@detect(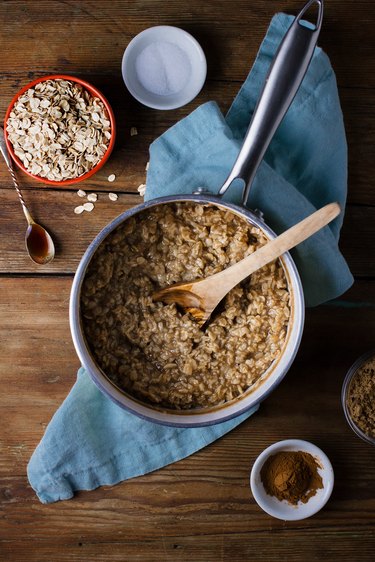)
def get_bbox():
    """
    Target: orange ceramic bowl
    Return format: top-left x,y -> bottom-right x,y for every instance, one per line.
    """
3,74 -> 116,186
